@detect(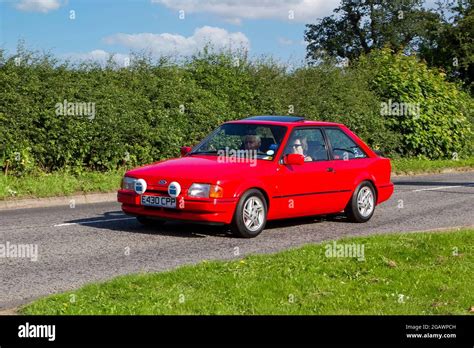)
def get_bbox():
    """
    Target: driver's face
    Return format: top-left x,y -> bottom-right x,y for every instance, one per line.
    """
244,136 -> 260,150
